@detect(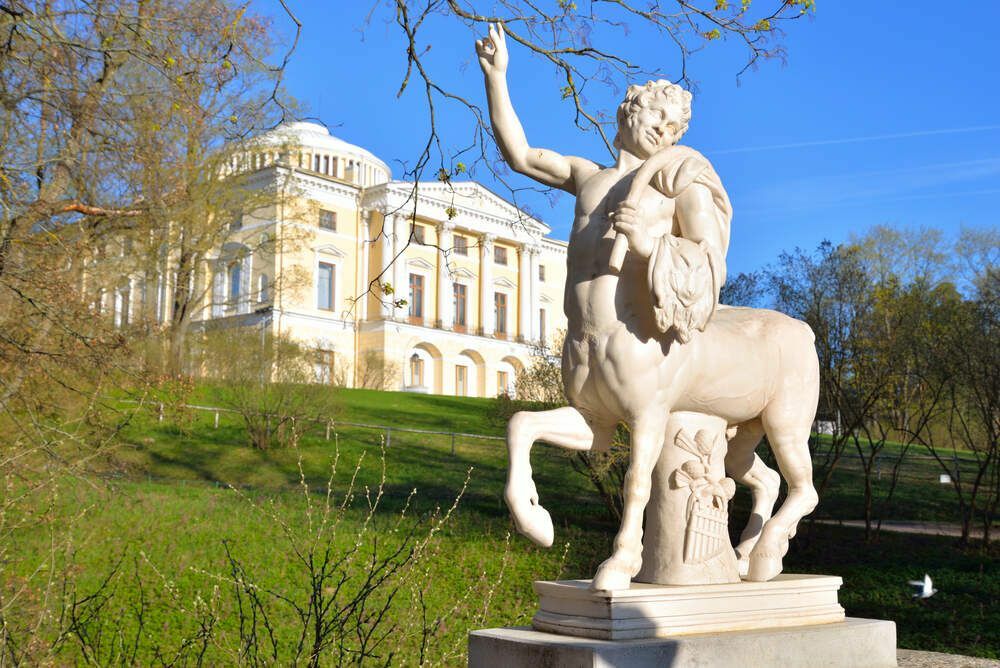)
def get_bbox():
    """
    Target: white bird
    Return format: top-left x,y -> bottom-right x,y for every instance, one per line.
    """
908,574 -> 937,599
